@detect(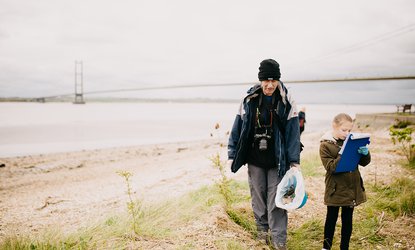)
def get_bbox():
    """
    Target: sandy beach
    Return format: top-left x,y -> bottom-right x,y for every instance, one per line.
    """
0,138 -> 245,235
0,128 -> 405,234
